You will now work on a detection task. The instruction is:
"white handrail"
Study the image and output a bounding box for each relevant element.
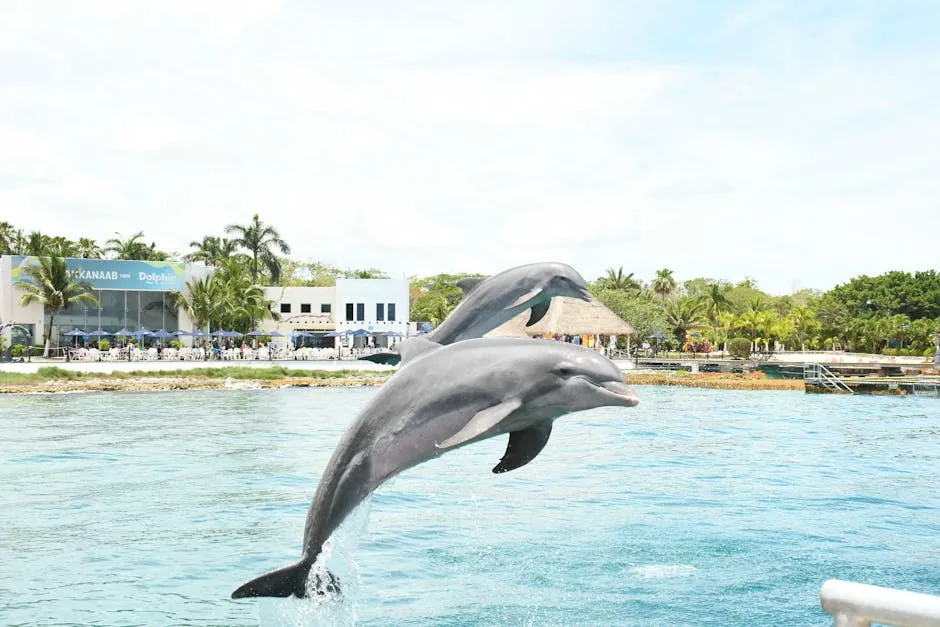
[821,579,940,626]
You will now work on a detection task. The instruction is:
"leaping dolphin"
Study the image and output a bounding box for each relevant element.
[231,337,639,599]
[360,262,591,365]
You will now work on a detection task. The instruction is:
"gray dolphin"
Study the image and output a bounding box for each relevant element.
[231,337,638,599]
[360,262,591,365]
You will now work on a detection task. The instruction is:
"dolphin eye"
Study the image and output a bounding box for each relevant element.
[558,366,573,377]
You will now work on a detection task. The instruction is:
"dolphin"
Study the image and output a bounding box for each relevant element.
[360,262,591,365]
[231,337,639,599]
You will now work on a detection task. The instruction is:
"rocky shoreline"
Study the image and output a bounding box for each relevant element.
[0,371,801,394]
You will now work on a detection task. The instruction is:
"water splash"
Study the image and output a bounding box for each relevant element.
[257,496,373,626]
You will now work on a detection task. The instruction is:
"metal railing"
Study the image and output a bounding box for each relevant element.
[804,362,854,394]
[821,579,940,626]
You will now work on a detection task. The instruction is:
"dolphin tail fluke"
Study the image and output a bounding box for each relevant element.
[231,560,340,599]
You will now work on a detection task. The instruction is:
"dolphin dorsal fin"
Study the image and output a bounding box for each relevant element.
[398,337,443,365]
[455,277,485,297]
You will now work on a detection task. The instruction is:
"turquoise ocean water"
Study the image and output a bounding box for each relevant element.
[0,386,937,626]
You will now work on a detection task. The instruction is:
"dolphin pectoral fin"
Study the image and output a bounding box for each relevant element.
[507,288,542,309]
[493,421,553,473]
[231,560,339,599]
[359,352,401,366]
[526,301,550,327]
[398,337,443,365]
[455,277,485,296]
[438,398,523,450]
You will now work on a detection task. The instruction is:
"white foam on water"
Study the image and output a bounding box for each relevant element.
[629,564,698,579]
[223,377,262,390]
[257,496,373,626]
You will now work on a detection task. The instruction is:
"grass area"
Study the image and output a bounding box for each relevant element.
[0,365,391,385]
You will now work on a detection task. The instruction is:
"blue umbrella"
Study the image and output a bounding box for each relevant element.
[135,328,152,336]
[268,330,286,337]
[64,329,88,336]
[649,333,667,340]
[173,330,192,336]
[291,330,311,337]
[323,330,342,337]
[244,330,265,336]
[151,329,173,339]
[87,329,111,337]
[114,328,134,336]
[350,329,371,337]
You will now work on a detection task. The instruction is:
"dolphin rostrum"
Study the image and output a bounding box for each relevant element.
[360,262,591,365]
[231,337,639,599]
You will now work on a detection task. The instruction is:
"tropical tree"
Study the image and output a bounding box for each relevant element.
[665,297,707,344]
[47,236,77,257]
[106,231,149,260]
[599,266,642,292]
[225,214,291,284]
[413,295,454,326]
[184,236,239,267]
[788,305,819,351]
[344,268,390,279]
[76,238,103,259]
[171,261,279,333]
[651,268,677,304]
[702,283,733,350]
[15,256,100,357]
[26,231,49,256]
[0,221,16,254]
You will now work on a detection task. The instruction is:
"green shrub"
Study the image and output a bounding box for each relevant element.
[169,339,183,349]
[97,339,110,351]
[927,347,938,358]
[11,344,26,358]
[36,366,81,379]
[728,337,751,360]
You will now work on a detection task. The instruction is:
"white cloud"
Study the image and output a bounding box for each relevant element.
[0,1,938,294]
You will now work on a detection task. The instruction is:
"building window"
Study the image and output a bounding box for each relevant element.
[280,303,291,314]
[388,303,396,321]
[300,303,311,313]
[356,303,365,321]
[321,304,331,313]
[376,303,385,321]
[345,303,354,321]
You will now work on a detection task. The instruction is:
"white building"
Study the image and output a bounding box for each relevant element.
[261,279,412,348]
[1,255,207,350]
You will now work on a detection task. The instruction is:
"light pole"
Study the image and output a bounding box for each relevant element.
[933,333,940,366]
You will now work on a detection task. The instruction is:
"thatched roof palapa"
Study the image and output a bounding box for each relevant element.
[485,297,635,338]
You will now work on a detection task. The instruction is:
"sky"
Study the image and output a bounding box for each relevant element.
[1,0,938,295]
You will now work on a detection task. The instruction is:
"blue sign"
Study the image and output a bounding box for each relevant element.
[11,256,188,292]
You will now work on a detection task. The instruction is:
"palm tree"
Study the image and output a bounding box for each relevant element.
[9,229,28,255]
[26,231,49,256]
[76,238,103,259]
[665,297,707,344]
[225,214,291,284]
[184,236,238,266]
[0,221,15,254]
[15,256,100,357]
[789,306,818,351]
[106,231,148,260]
[651,268,676,303]
[47,236,77,257]
[703,283,733,350]
[415,296,455,326]
[601,266,641,291]
[171,262,280,333]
